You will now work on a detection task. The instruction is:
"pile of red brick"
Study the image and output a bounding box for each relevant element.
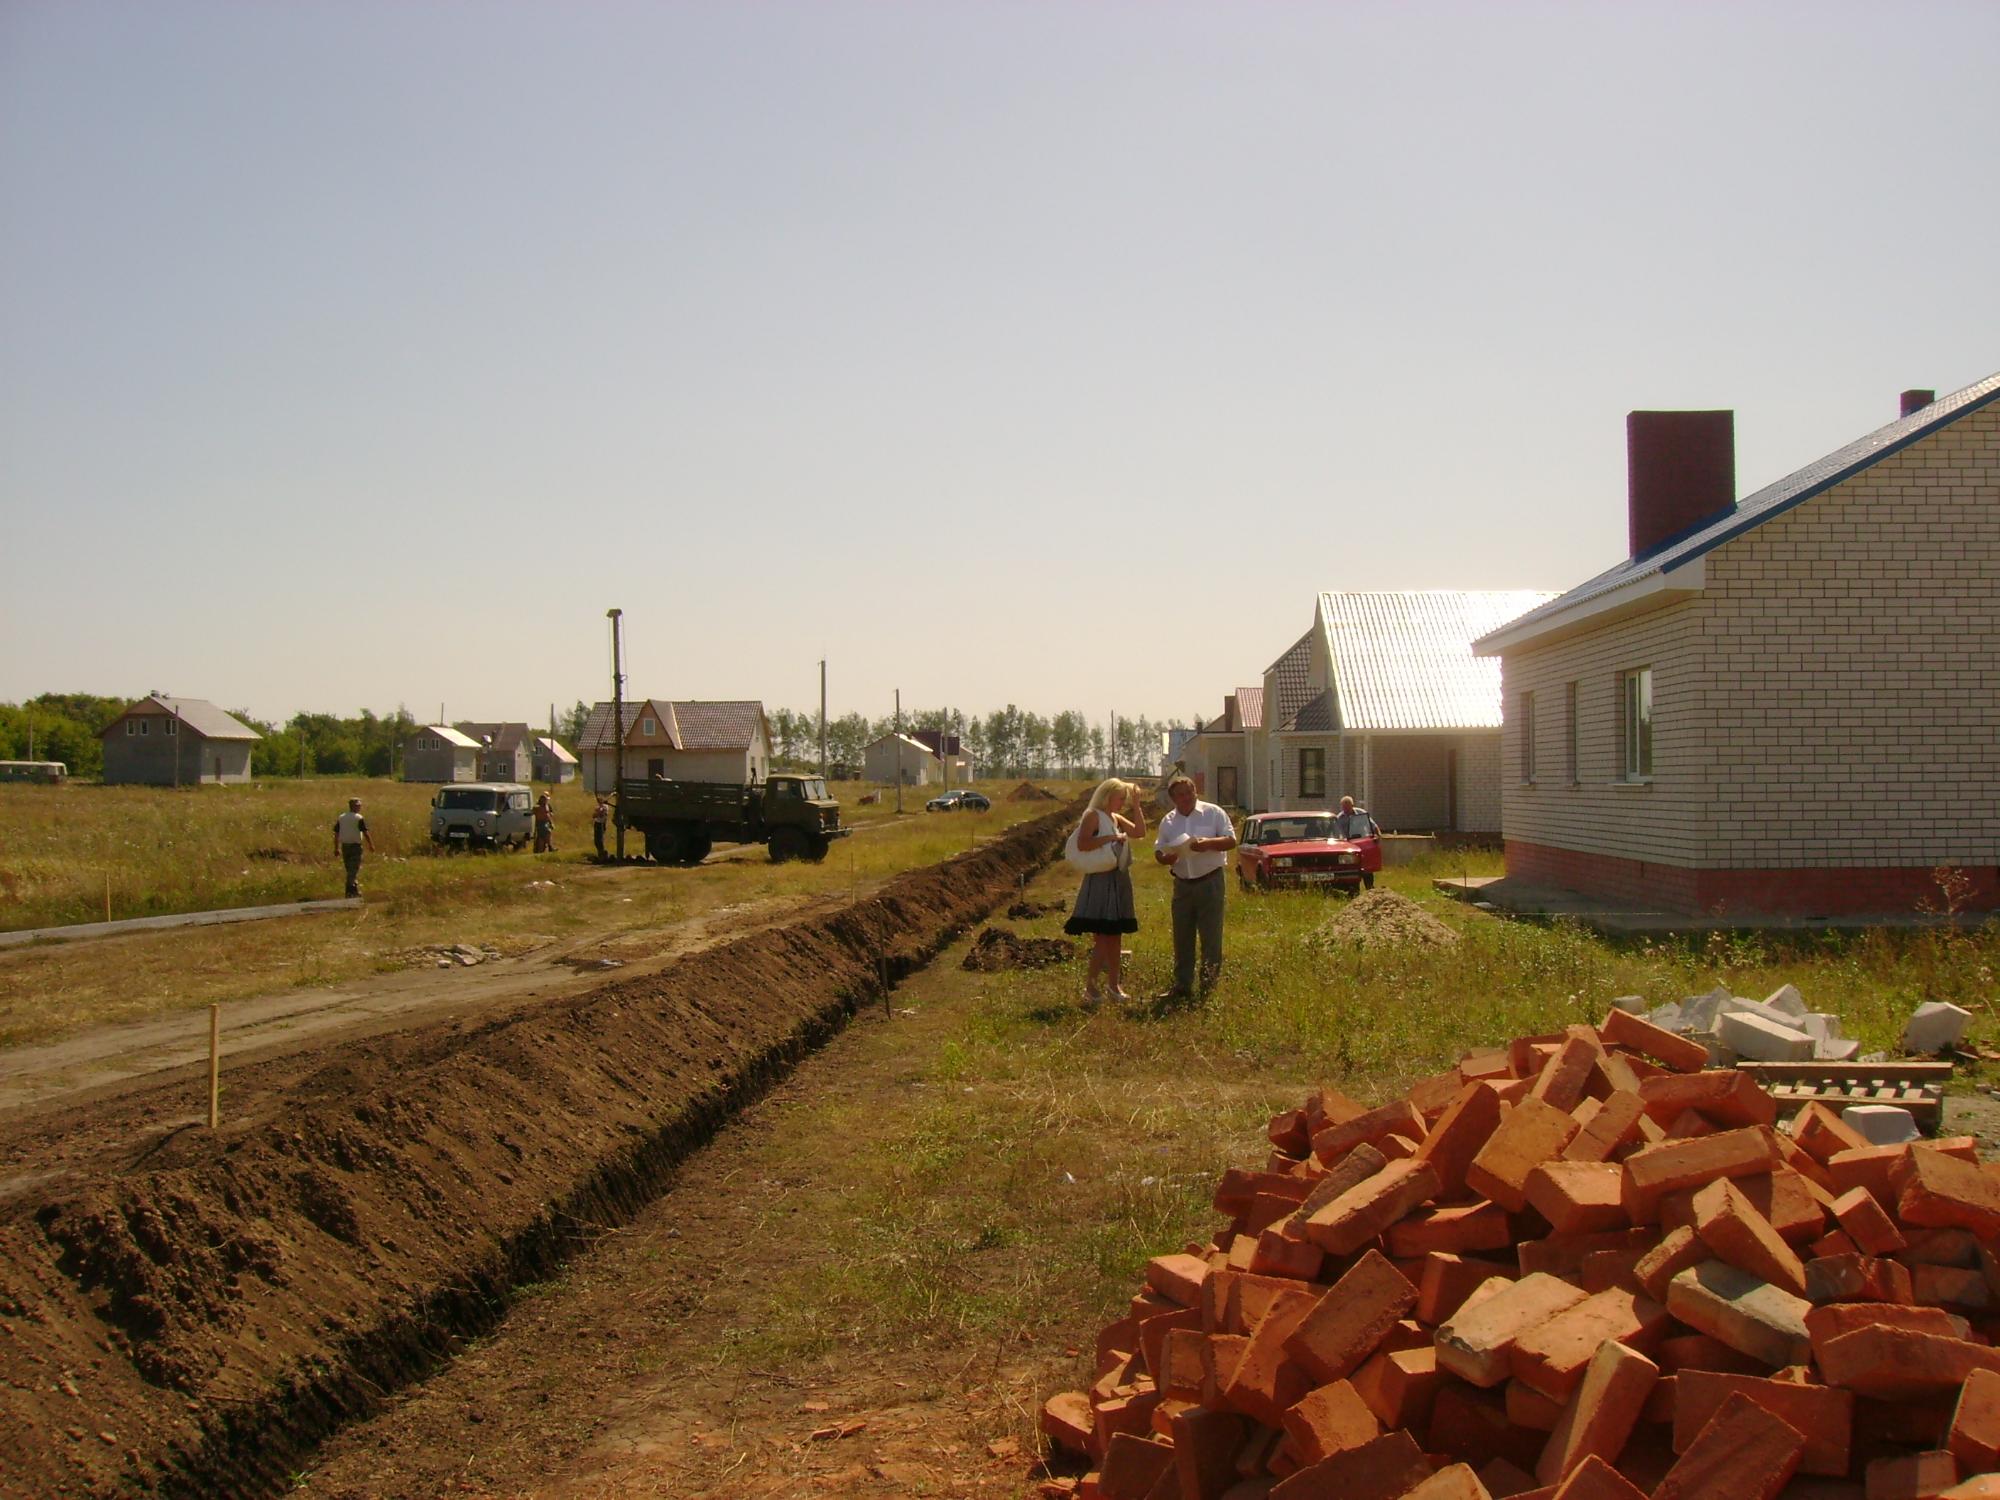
[1040,1008,2000,1500]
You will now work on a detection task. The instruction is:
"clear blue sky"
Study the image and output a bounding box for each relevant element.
[3,1,1995,729]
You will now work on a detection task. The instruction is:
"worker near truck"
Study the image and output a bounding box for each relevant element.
[1154,774,1237,999]
[1335,795,1381,889]
[533,792,556,853]
[333,797,375,898]
[591,796,610,859]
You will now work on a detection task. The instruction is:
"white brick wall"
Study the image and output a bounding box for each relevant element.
[1500,402,2000,869]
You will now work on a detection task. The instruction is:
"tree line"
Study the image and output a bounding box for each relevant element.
[1,695,1189,782]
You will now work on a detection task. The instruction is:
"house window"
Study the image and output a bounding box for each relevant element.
[1621,667,1653,780]
[1565,681,1578,785]
[642,717,656,736]
[139,719,150,736]
[165,718,176,736]
[1519,691,1536,782]
[126,721,136,736]
[1299,747,1326,799]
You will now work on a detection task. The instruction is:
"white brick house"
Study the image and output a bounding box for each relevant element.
[1474,375,2000,916]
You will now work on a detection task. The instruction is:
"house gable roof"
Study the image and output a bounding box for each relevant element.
[575,700,766,753]
[1265,632,1314,730]
[454,722,532,754]
[867,732,936,755]
[1476,371,2000,654]
[421,725,482,749]
[1278,688,1334,733]
[576,700,680,751]
[1320,591,1560,732]
[534,736,578,764]
[102,696,260,741]
[1234,686,1265,731]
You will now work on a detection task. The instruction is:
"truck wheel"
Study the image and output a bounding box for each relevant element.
[680,830,712,865]
[804,835,829,863]
[769,827,809,863]
[644,827,682,864]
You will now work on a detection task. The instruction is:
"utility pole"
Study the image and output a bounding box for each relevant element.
[609,608,626,860]
[818,659,827,779]
[894,689,902,815]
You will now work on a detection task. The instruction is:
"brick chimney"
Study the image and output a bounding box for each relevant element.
[1627,410,1736,559]
[1900,389,1935,418]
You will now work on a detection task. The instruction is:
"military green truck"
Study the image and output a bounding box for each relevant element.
[616,773,848,864]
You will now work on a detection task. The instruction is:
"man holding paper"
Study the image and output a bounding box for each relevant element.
[1153,773,1238,999]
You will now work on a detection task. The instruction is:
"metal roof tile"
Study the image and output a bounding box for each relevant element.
[1320,591,1559,731]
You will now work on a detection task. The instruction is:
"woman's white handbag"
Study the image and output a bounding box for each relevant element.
[1064,818,1121,875]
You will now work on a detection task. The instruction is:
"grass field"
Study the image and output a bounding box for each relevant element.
[0,776,1083,1048]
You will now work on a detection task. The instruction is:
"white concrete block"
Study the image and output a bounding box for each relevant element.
[1814,1037,1862,1062]
[1796,1013,1843,1044]
[1716,1008,1816,1062]
[1609,995,1646,1015]
[1680,986,1729,1034]
[1764,983,1809,1018]
[1841,1104,1921,1146]
[1705,1040,1740,1068]
[1903,1000,1971,1055]
[1647,1002,1686,1033]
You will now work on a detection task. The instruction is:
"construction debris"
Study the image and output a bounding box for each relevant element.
[1042,1006,1999,1499]
[962,927,1075,972]
[1315,890,1461,952]
[1907,1002,1975,1057]
[1644,984,1970,1067]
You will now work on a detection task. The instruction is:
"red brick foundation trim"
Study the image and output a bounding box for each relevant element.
[1504,840,2000,918]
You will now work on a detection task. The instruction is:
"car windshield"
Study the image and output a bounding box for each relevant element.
[1250,816,1338,844]
[439,789,502,811]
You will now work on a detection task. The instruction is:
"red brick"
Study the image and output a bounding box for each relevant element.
[1525,1161,1630,1235]
[1312,1099,1427,1166]
[1913,1264,1992,1311]
[1477,1458,1542,1498]
[1652,1392,1806,1500]
[1418,1252,1516,1326]
[1816,1325,2000,1401]
[1634,1225,1708,1301]
[1549,1454,1647,1500]
[1220,1288,1319,1426]
[1437,1273,1589,1387]
[1427,1384,1548,1475]
[1467,1098,1583,1213]
[1280,1378,1379,1464]
[1948,1366,2000,1474]
[1284,1248,1416,1384]
[1509,1379,1565,1431]
[1826,1144,1956,1209]
[1622,1128,1781,1222]
[1638,1071,1778,1129]
[1148,1252,1213,1308]
[1510,1289,1670,1402]
[1098,1431,1177,1500]
[1593,1049,1646,1099]
[1417,1081,1506,1200]
[1942,1483,2000,1499]
[1804,1252,1914,1305]
[1805,1302,1971,1349]
[1900,1228,1983,1268]
[1519,1227,1658,1283]
[1249,1224,1326,1281]
[1199,1333,1247,1409]
[1580,1246,1648,1296]
[1791,1101,1871,1164]
[1388,1201,1515,1259]
[1159,1329,1209,1400]
[1171,1407,1249,1500]
[1403,1464,1498,1500]
[1215,1166,1314,1216]
[1270,1107,1312,1158]
[1139,1306,1203,1387]
[1670,1372,1853,1477]
[1350,1344,1445,1429]
[1812,1229,1862,1259]
[1299,1158,1443,1256]
[1412,1066,1470,1120]
[1667,1261,1813,1369]
[1663,1169,1828,1245]
[1599,1007,1709,1073]
[1563,1091,1647,1165]
[1217,1272,1307,1335]
[1665,1109,1720,1140]
[1537,1339,1659,1484]
[1044,1391,1095,1455]
[1532,1036,1600,1113]
[1693,1178,1809,1296]
[1863,1450,1959,1500]
[1265,1429,1431,1500]
[1895,1149,2000,1241]
[1657,1332,1769,1375]
[1857,1396,1956,1451]
[1828,1186,1908,1257]
[1511,1033,1568,1078]
[1772,1129,1840,1193]
[1461,1049,1513,1082]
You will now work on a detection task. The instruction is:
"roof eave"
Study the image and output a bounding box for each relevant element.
[1473,557,1707,656]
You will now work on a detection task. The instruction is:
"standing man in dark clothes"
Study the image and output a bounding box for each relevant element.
[333,797,374,898]
[592,796,610,859]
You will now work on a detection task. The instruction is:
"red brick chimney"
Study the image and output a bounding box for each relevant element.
[1900,389,1935,417]
[1627,410,1736,559]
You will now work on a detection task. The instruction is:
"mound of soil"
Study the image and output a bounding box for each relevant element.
[1314,888,1460,950]
[960,926,1076,972]
[1005,781,1058,802]
[1006,898,1067,921]
[0,802,1081,1499]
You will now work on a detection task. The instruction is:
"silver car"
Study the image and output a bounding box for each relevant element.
[430,783,534,850]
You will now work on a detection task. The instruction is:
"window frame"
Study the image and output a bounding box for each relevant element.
[1519,690,1536,783]
[1620,667,1654,782]
[1298,746,1326,799]
[1565,681,1578,785]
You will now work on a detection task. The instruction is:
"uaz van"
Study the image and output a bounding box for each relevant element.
[430,783,534,850]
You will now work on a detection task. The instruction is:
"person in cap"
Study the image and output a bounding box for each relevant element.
[333,796,375,898]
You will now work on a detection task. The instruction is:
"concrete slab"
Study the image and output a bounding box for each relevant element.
[0,898,364,949]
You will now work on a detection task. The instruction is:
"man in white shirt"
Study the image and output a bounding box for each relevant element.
[1153,774,1238,999]
[1335,796,1382,889]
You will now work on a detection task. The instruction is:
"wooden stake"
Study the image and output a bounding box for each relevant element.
[105,871,112,922]
[208,1004,221,1129]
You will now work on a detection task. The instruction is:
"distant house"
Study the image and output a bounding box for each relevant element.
[1474,377,2000,916]
[1178,689,1260,808]
[100,696,260,785]
[907,728,975,783]
[865,733,941,786]
[575,699,773,791]
[404,725,482,783]
[454,722,534,783]
[533,736,578,783]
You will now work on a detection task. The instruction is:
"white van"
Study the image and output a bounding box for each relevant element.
[430,783,534,850]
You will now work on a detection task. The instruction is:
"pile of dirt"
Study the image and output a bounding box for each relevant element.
[1007,898,1068,921]
[961,926,1076,972]
[1314,887,1460,950]
[0,801,1082,1499]
[1007,781,1059,802]
[1043,1009,1990,1495]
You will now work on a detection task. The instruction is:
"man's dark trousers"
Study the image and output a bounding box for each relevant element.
[341,844,364,898]
[1171,869,1225,993]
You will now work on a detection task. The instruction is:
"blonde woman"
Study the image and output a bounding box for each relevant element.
[1064,777,1146,1005]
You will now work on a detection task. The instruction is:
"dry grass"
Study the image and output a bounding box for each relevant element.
[0,778,1084,1048]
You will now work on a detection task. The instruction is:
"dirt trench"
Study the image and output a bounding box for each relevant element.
[0,805,1076,1499]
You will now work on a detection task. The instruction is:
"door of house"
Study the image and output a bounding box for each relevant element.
[648,757,666,778]
[1216,765,1238,806]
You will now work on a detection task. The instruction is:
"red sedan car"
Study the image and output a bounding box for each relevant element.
[1233,811,1382,893]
